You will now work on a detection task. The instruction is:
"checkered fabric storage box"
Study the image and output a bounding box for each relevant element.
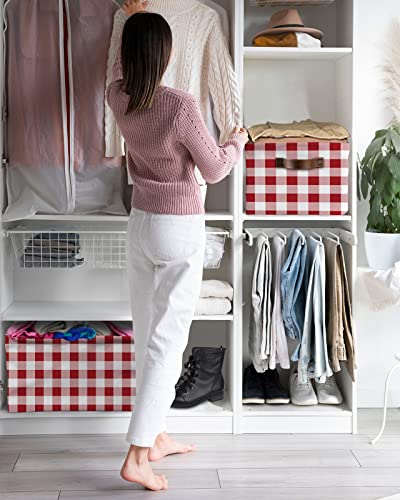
[5,336,135,413]
[245,142,350,216]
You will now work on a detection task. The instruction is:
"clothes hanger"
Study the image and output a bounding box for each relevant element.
[276,231,287,244]
[294,229,306,245]
[309,231,322,243]
[325,231,341,245]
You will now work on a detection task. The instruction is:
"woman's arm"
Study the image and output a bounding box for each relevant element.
[178,95,248,184]
[110,0,148,82]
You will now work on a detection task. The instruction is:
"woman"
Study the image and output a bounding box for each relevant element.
[107,0,248,491]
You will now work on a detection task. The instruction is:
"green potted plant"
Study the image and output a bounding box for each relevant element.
[359,124,400,270]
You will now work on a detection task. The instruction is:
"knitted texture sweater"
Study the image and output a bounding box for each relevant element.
[104,0,240,157]
[106,83,244,214]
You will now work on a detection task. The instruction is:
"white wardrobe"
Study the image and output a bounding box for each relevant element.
[0,0,357,435]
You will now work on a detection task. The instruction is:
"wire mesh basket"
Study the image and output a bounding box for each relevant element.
[9,224,127,270]
[8,223,230,271]
[250,0,334,6]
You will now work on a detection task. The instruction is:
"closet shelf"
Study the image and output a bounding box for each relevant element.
[243,47,353,61]
[1,301,234,322]
[0,400,232,420]
[243,215,352,222]
[25,211,234,222]
[242,403,352,418]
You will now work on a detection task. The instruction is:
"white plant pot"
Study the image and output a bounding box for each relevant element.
[365,231,400,270]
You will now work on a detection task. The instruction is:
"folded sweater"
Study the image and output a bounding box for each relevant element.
[200,280,233,300]
[195,298,232,316]
[105,1,240,157]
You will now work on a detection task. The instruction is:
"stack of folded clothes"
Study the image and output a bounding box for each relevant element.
[195,280,234,316]
[21,233,84,268]
[6,321,133,341]
[247,119,350,144]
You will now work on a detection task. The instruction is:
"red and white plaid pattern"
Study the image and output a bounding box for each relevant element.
[5,336,136,413]
[245,142,350,215]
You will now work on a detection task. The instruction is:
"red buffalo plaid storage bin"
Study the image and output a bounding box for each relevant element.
[245,142,350,216]
[5,336,136,413]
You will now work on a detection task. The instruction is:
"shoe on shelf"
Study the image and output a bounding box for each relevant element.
[290,371,318,406]
[315,376,343,405]
[172,346,225,409]
[260,369,290,404]
[242,364,265,404]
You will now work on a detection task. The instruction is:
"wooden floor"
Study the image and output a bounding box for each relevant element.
[0,409,400,500]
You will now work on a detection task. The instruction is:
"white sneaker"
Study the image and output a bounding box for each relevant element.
[290,372,318,406]
[315,376,343,405]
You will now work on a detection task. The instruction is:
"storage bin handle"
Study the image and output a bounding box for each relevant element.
[276,158,324,170]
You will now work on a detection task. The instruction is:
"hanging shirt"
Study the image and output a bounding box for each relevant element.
[104,0,240,157]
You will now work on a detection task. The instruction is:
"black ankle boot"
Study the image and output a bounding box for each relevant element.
[172,346,225,409]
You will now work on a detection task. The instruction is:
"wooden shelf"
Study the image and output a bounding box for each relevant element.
[244,47,353,61]
[1,301,233,322]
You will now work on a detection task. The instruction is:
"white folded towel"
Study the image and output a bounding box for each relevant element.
[200,280,234,300]
[195,298,232,316]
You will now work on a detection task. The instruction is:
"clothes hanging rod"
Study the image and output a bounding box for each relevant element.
[242,227,357,247]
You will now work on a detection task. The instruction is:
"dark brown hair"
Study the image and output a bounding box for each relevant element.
[121,12,172,113]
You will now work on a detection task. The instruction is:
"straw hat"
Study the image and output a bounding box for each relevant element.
[253,9,324,41]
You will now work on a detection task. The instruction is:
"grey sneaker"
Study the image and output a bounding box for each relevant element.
[315,376,343,405]
[290,371,318,406]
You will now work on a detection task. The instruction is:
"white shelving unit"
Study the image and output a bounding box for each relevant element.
[239,0,357,434]
[0,0,357,435]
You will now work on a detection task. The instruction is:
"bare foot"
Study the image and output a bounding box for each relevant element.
[120,454,168,491]
[149,432,195,462]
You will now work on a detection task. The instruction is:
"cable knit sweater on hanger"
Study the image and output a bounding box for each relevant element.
[105,0,240,157]
[106,78,245,214]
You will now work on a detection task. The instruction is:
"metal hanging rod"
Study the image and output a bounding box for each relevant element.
[208,228,232,239]
[243,227,357,247]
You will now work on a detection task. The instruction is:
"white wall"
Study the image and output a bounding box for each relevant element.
[355,0,400,407]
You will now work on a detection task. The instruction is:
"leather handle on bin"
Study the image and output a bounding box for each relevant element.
[276,158,325,170]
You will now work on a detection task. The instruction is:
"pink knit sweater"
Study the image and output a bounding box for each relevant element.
[106,82,244,214]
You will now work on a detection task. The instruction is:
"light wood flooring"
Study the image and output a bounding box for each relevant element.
[0,409,400,500]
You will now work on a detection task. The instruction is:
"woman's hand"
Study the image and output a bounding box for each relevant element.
[123,0,148,17]
[233,126,249,144]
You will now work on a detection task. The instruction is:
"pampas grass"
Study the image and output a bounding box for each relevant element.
[383,18,400,123]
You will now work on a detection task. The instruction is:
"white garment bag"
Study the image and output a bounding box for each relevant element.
[3,0,127,221]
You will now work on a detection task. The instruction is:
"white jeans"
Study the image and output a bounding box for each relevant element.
[126,209,205,447]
